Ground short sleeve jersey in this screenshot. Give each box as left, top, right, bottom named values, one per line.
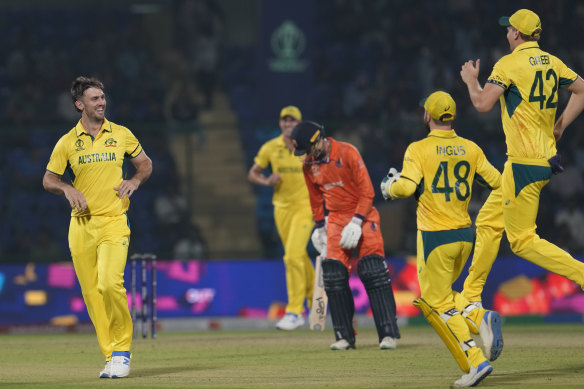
left=253, top=135, right=310, bottom=208
left=302, top=138, right=374, bottom=223
left=487, top=42, right=578, bottom=159
left=400, top=129, right=501, bottom=231
left=46, top=119, right=143, bottom=217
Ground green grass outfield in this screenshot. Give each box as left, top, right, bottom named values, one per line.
left=1, top=323, right=583, bottom=388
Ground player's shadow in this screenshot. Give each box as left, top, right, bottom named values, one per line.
left=132, top=365, right=216, bottom=378
left=483, top=365, right=584, bottom=386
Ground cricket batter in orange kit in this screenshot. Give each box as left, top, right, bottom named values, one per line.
left=43, top=76, right=152, bottom=378
left=291, top=121, right=400, bottom=350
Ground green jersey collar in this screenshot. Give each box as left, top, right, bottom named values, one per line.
left=514, top=41, right=539, bottom=53
left=75, top=119, right=112, bottom=137
left=428, top=129, right=457, bottom=138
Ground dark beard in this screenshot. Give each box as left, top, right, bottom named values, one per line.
left=304, top=141, right=328, bottom=164
left=312, top=147, right=326, bottom=161
left=304, top=152, right=326, bottom=164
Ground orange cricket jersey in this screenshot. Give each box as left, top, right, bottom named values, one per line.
left=302, top=138, right=374, bottom=223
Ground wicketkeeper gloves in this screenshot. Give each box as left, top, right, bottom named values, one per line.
left=380, top=167, right=400, bottom=200
left=340, top=216, right=363, bottom=249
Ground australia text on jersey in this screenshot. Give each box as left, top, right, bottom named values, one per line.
left=78, top=152, right=117, bottom=165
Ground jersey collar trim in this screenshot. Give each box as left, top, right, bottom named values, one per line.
left=428, top=129, right=457, bottom=138
left=514, top=41, right=539, bottom=53
left=74, top=119, right=112, bottom=137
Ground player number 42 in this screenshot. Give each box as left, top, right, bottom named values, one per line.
left=431, top=161, right=470, bottom=202
left=529, top=69, right=558, bottom=110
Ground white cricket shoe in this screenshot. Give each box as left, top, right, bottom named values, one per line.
left=99, top=361, right=111, bottom=378
left=330, top=339, right=355, bottom=350
left=276, top=313, right=305, bottom=330
left=379, top=336, right=397, bottom=350
left=479, top=310, right=503, bottom=361
left=110, top=351, right=131, bottom=378
left=454, top=361, right=493, bottom=387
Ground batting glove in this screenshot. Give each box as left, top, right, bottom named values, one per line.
left=380, top=167, right=400, bottom=200
left=340, top=216, right=363, bottom=249
left=311, top=226, right=327, bottom=256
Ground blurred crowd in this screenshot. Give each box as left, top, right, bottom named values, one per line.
left=1, top=0, right=584, bottom=262
left=0, top=1, right=217, bottom=261
left=230, top=0, right=584, bottom=257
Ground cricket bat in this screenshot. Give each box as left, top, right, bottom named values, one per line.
left=310, top=255, right=328, bottom=331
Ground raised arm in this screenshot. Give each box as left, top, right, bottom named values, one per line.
left=460, top=59, right=504, bottom=113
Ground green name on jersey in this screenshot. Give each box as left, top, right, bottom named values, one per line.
left=436, top=145, right=465, bottom=156
left=79, top=152, right=117, bottom=165
left=529, top=55, right=549, bottom=66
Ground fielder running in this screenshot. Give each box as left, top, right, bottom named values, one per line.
left=248, top=106, right=314, bottom=330
left=43, top=77, right=152, bottom=378
left=291, top=121, right=400, bottom=350
left=380, top=91, right=502, bottom=387
left=459, top=9, right=584, bottom=305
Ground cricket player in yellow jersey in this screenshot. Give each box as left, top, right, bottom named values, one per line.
left=43, top=77, right=152, bottom=379
left=381, top=91, right=502, bottom=387
left=248, top=106, right=314, bottom=330
left=460, top=9, right=584, bottom=309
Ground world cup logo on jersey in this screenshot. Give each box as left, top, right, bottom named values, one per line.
left=75, top=139, right=85, bottom=151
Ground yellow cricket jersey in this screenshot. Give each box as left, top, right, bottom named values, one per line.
left=487, top=42, right=578, bottom=159
left=392, top=129, right=501, bottom=231
left=46, top=119, right=143, bottom=217
left=254, top=135, right=310, bottom=208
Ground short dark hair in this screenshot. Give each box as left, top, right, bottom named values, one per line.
left=71, top=76, right=104, bottom=112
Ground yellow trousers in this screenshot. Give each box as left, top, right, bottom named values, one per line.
left=69, top=214, right=133, bottom=360
left=274, top=205, right=314, bottom=315
left=417, top=229, right=487, bottom=370
left=463, top=158, right=584, bottom=303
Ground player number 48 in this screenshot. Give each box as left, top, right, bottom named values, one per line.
left=431, top=161, right=470, bottom=202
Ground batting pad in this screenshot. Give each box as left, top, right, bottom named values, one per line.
left=413, top=297, right=472, bottom=373
left=322, top=259, right=355, bottom=345
left=357, top=255, right=401, bottom=341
